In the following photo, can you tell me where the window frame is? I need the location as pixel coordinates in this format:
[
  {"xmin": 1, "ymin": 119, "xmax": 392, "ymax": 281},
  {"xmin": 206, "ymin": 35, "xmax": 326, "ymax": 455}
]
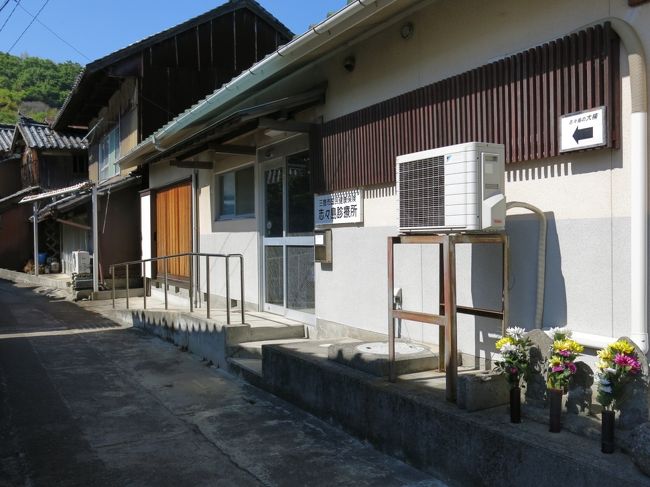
[
  {"xmin": 98, "ymin": 124, "xmax": 120, "ymax": 181},
  {"xmin": 215, "ymin": 164, "xmax": 256, "ymax": 221}
]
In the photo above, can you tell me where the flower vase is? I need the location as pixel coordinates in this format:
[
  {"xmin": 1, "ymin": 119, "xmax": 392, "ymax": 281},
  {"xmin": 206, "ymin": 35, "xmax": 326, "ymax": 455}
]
[
  {"xmin": 548, "ymin": 388, "xmax": 563, "ymax": 433},
  {"xmin": 601, "ymin": 410, "xmax": 615, "ymax": 453},
  {"xmin": 510, "ymin": 386, "xmax": 521, "ymax": 423}
]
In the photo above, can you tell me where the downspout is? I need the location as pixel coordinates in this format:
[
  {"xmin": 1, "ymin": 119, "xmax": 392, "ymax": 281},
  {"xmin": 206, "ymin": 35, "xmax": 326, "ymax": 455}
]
[
  {"xmin": 92, "ymin": 185, "xmax": 99, "ymax": 293},
  {"xmin": 506, "ymin": 202, "xmax": 547, "ymax": 329},
  {"xmin": 32, "ymin": 202, "xmax": 39, "ymax": 276},
  {"xmin": 192, "ymin": 169, "xmax": 199, "ymax": 308},
  {"xmin": 610, "ymin": 19, "xmax": 648, "ymax": 354}
]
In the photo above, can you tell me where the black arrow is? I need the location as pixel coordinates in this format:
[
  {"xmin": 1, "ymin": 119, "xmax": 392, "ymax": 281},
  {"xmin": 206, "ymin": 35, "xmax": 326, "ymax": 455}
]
[{"xmin": 573, "ymin": 126, "xmax": 593, "ymax": 143}]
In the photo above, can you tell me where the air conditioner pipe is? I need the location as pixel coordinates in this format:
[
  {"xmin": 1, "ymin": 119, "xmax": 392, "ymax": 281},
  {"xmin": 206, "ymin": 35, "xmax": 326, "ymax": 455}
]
[{"xmin": 506, "ymin": 202, "xmax": 547, "ymax": 329}]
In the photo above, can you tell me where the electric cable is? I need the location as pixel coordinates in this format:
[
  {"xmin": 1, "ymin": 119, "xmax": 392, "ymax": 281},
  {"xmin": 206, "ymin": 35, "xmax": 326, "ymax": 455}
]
[
  {"xmin": 7, "ymin": 0, "xmax": 50, "ymax": 54},
  {"xmin": 0, "ymin": 0, "xmax": 20, "ymax": 35}
]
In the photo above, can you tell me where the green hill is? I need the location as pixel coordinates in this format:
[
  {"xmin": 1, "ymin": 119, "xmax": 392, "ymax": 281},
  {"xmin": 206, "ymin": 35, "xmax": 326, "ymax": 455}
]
[{"xmin": 0, "ymin": 52, "xmax": 82, "ymax": 125}]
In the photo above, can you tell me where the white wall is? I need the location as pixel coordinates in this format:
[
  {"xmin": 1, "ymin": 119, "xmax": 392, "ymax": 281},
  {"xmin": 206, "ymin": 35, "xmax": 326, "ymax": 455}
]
[{"xmin": 310, "ymin": 0, "xmax": 649, "ymax": 357}]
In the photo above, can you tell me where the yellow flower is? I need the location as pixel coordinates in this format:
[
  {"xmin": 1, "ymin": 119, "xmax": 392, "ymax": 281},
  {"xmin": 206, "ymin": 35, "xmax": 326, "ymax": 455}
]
[
  {"xmin": 550, "ymin": 356, "xmax": 563, "ymax": 367},
  {"xmin": 595, "ymin": 360, "xmax": 608, "ymax": 370},
  {"xmin": 597, "ymin": 348, "xmax": 613, "ymax": 361},
  {"xmin": 495, "ymin": 336, "xmax": 514, "ymax": 350},
  {"xmin": 610, "ymin": 340, "xmax": 634, "ymax": 355}
]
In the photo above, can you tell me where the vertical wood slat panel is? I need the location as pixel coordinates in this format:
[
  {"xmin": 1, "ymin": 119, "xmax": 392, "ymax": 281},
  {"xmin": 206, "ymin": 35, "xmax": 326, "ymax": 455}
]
[{"xmin": 316, "ymin": 23, "xmax": 619, "ymax": 192}]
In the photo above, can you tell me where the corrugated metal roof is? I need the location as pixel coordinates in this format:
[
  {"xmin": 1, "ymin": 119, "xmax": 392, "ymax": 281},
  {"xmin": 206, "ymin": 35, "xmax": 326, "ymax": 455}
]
[
  {"xmin": 0, "ymin": 124, "xmax": 14, "ymax": 153},
  {"xmin": 16, "ymin": 118, "xmax": 87, "ymax": 151}
]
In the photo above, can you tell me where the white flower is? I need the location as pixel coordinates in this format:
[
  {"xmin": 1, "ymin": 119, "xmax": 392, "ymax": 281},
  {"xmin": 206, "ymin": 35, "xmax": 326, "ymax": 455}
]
[
  {"xmin": 546, "ymin": 326, "xmax": 572, "ymax": 338},
  {"xmin": 506, "ymin": 326, "xmax": 526, "ymax": 339},
  {"xmin": 599, "ymin": 385, "xmax": 613, "ymax": 394},
  {"xmin": 599, "ymin": 377, "xmax": 611, "ymax": 386},
  {"xmin": 500, "ymin": 343, "xmax": 517, "ymax": 354},
  {"xmin": 605, "ymin": 368, "xmax": 616, "ymax": 374}
]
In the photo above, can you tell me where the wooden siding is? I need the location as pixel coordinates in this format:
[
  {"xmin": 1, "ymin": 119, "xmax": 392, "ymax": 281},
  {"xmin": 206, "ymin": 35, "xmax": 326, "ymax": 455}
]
[
  {"xmin": 312, "ymin": 23, "xmax": 620, "ymax": 193},
  {"xmin": 155, "ymin": 180, "xmax": 192, "ymax": 279},
  {"xmin": 140, "ymin": 9, "xmax": 289, "ymax": 139}
]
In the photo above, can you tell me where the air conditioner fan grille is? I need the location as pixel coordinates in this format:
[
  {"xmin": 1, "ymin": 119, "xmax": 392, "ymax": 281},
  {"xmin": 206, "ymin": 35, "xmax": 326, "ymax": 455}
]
[{"xmin": 399, "ymin": 156, "xmax": 445, "ymax": 228}]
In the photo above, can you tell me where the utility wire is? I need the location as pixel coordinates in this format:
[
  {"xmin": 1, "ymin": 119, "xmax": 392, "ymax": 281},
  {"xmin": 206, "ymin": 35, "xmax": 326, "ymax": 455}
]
[
  {"xmin": 7, "ymin": 0, "xmax": 49, "ymax": 54},
  {"xmin": 0, "ymin": 0, "xmax": 20, "ymax": 35},
  {"xmin": 14, "ymin": 0, "xmax": 89, "ymax": 61},
  {"xmin": 0, "ymin": 1, "xmax": 11, "ymax": 14}
]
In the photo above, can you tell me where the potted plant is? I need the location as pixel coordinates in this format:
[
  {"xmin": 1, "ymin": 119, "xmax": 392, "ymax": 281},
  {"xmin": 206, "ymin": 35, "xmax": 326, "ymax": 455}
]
[
  {"xmin": 595, "ymin": 340, "xmax": 642, "ymax": 453},
  {"xmin": 545, "ymin": 327, "xmax": 583, "ymax": 432},
  {"xmin": 494, "ymin": 326, "xmax": 531, "ymax": 423}
]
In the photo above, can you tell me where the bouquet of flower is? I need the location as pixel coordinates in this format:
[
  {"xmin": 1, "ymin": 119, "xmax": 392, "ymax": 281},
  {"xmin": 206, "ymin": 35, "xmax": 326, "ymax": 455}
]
[
  {"xmin": 596, "ymin": 340, "xmax": 642, "ymax": 411},
  {"xmin": 494, "ymin": 326, "xmax": 532, "ymax": 388},
  {"xmin": 546, "ymin": 327, "xmax": 584, "ymax": 390}
]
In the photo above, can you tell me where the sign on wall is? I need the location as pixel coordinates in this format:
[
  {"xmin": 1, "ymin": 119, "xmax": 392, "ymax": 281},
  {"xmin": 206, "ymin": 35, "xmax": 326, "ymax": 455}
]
[
  {"xmin": 559, "ymin": 106, "xmax": 607, "ymax": 153},
  {"xmin": 314, "ymin": 189, "xmax": 363, "ymax": 226}
]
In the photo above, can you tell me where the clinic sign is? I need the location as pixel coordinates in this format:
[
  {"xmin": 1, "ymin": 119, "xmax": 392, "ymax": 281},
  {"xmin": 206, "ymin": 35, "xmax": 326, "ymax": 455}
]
[
  {"xmin": 559, "ymin": 106, "xmax": 607, "ymax": 153},
  {"xmin": 314, "ymin": 189, "xmax": 363, "ymax": 226}
]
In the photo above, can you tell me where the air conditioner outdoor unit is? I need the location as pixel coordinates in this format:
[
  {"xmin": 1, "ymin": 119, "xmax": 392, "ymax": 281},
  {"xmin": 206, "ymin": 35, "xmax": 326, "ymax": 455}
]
[
  {"xmin": 71, "ymin": 250, "xmax": 91, "ymax": 275},
  {"xmin": 396, "ymin": 142, "xmax": 506, "ymax": 233}
]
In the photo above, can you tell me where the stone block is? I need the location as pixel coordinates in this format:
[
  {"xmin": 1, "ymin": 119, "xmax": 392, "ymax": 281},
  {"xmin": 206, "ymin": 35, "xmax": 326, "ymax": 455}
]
[
  {"xmin": 457, "ymin": 371, "xmax": 508, "ymax": 412},
  {"xmin": 524, "ymin": 329, "xmax": 552, "ymax": 406},
  {"xmin": 631, "ymin": 422, "xmax": 650, "ymax": 477},
  {"xmin": 618, "ymin": 337, "xmax": 650, "ymax": 429},
  {"xmin": 567, "ymin": 361, "xmax": 594, "ymax": 415}
]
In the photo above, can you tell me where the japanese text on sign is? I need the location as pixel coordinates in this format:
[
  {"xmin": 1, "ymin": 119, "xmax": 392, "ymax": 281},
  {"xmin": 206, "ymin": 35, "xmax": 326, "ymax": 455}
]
[{"xmin": 314, "ymin": 189, "xmax": 363, "ymax": 226}]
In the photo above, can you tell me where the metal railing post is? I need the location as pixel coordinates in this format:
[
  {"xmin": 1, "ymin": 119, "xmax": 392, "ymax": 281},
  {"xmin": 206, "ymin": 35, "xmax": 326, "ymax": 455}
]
[
  {"xmin": 205, "ymin": 255, "xmax": 210, "ymax": 319},
  {"xmin": 164, "ymin": 258, "xmax": 168, "ymax": 310},
  {"xmin": 125, "ymin": 264, "xmax": 130, "ymax": 310},
  {"xmin": 142, "ymin": 261, "xmax": 146, "ymax": 310},
  {"xmin": 189, "ymin": 255, "xmax": 194, "ymax": 313},
  {"xmin": 239, "ymin": 255, "xmax": 245, "ymax": 324},
  {"xmin": 225, "ymin": 256, "xmax": 231, "ymax": 325},
  {"xmin": 111, "ymin": 265, "xmax": 115, "ymax": 308}
]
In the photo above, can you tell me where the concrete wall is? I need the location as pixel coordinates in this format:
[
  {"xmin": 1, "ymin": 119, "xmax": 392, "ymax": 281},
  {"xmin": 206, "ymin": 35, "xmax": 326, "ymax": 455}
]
[{"xmin": 309, "ymin": 0, "xmax": 649, "ymax": 358}]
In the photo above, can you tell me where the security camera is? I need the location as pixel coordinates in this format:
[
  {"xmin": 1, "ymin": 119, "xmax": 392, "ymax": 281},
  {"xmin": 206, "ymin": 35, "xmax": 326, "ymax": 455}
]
[{"xmin": 343, "ymin": 55, "xmax": 356, "ymax": 72}]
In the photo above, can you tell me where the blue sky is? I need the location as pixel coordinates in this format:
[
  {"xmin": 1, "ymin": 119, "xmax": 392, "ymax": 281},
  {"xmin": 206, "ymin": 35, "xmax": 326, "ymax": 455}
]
[{"xmin": 0, "ymin": 0, "xmax": 347, "ymax": 64}]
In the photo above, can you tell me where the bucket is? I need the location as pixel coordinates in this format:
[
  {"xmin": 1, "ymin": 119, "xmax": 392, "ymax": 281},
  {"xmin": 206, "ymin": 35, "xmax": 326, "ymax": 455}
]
[{"xmin": 38, "ymin": 252, "xmax": 47, "ymax": 265}]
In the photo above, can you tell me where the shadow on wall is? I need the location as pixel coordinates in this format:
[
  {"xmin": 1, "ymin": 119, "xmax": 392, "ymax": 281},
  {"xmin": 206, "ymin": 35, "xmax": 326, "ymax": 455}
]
[{"xmin": 469, "ymin": 212, "xmax": 567, "ymax": 362}]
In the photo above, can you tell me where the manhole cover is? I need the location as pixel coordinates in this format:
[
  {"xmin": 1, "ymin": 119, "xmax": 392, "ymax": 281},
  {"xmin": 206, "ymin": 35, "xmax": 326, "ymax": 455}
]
[{"xmin": 356, "ymin": 342, "xmax": 428, "ymax": 355}]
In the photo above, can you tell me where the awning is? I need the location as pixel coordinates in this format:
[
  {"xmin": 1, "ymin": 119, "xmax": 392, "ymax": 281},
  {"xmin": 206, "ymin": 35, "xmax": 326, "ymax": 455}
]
[
  {"xmin": 0, "ymin": 186, "xmax": 40, "ymax": 213},
  {"xmin": 19, "ymin": 181, "xmax": 93, "ymax": 204}
]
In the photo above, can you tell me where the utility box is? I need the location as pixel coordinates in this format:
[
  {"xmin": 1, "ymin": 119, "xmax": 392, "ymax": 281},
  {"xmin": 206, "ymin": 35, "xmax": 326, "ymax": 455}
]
[
  {"xmin": 314, "ymin": 229, "xmax": 332, "ymax": 264},
  {"xmin": 396, "ymin": 142, "xmax": 506, "ymax": 233},
  {"xmin": 71, "ymin": 250, "xmax": 91, "ymax": 275}
]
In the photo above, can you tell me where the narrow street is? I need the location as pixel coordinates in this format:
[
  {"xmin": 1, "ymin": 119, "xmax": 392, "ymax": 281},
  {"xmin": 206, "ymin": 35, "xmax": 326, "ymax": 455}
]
[{"xmin": 0, "ymin": 279, "xmax": 444, "ymax": 487}]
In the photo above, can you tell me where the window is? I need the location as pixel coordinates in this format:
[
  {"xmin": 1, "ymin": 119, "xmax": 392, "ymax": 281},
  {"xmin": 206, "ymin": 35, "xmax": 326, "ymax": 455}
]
[
  {"xmin": 98, "ymin": 125, "xmax": 120, "ymax": 181},
  {"xmin": 217, "ymin": 166, "xmax": 255, "ymax": 219}
]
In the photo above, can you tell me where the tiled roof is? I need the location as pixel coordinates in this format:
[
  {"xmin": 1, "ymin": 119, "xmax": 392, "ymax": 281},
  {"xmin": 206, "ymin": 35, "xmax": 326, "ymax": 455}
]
[
  {"xmin": 16, "ymin": 117, "xmax": 87, "ymax": 151},
  {"xmin": 0, "ymin": 124, "xmax": 14, "ymax": 153}
]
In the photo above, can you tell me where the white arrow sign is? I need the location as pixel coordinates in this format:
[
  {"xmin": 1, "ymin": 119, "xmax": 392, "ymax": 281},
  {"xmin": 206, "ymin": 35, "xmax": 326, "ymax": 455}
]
[{"xmin": 559, "ymin": 106, "xmax": 607, "ymax": 153}]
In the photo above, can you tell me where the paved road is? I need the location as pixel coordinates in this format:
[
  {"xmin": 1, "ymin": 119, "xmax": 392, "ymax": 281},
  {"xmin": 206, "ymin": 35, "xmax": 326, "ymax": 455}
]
[{"xmin": 0, "ymin": 280, "xmax": 445, "ymax": 487}]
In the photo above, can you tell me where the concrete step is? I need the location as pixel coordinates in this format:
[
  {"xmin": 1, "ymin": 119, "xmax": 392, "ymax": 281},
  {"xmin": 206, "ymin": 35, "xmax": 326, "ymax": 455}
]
[
  {"xmin": 227, "ymin": 357, "xmax": 264, "ymax": 388},
  {"xmin": 92, "ymin": 288, "xmax": 144, "ymax": 300},
  {"xmin": 230, "ymin": 338, "xmax": 312, "ymax": 359},
  {"xmin": 227, "ymin": 323, "xmax": 306, "ymax": 344}
]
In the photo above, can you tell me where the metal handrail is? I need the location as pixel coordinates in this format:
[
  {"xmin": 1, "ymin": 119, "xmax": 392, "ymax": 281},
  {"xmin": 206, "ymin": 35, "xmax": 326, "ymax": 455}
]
[{"xmin": 109, "ymin": 252, "xmax": 245, "ymax": 324}]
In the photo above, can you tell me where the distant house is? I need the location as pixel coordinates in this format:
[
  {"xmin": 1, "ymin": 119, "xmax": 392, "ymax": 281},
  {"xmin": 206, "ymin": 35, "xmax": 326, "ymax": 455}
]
[
  {"xmin": 51, "ymin": 0, "xmax": 292, "ymax": 287},
  {"xmin": 0, "ymin": 116, "xmax": 87, "ymax": 272}
]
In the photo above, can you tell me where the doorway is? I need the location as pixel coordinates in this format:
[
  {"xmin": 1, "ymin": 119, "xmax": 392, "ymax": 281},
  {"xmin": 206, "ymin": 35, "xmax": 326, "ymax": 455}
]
[{"xmin": 261, "ymin": 150, "xmax": 315, "ymax": 324}]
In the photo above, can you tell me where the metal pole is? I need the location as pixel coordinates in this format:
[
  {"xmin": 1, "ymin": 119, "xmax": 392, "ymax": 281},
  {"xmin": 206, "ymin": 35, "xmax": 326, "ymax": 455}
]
[
  {"xmin": 387, "ymin": 237, "xmax": 396, "ymax": 382},
  {"xmin": 164, "ymin": 258, "xmax": 168, "ymax": 310},
  {"xmin": 225, "ymin": 256, "xmax": 231, "ymax": 325},
  {"xmin": 205, "ymin": 255, "xmax": 210, "ymax": 319},
  {"xmin": 438, "ymin": 245, "xmax": 445, "ymax": 372},
  {"xmin": 32, "ymin": 202, "xmax": 39, "ymax": 276},
  {"xmin": 111, "ymin": 265, "xmax": 115, "ymax": 308},
  {"xmin": 239, "ymin": 255, "xmax": 245, "ymax": 324},
  {"xmin": 189, "ymin": 254, "xmax": 194, "ymax": 313},
  {"xmin": 125, "ymin": 264, "xmax": 130, "ymax": 309},
  {"xmin": 91, "ymin": 186, "xmax": 99, "ymax": 293},
  {"xmin": 142, "ymin": 261, "xmax": 146, "ymax": 310},
  {"xmin": 502, "ymin": 235, "xmax": 510, "ymax": 336}
]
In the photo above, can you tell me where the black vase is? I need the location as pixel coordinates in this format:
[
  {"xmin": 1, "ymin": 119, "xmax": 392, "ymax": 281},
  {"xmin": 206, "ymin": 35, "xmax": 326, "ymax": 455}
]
[
  {"xmin": 601, "ymin": 410, "xmax": 615, "ymax": 453},
  {"xmin": 510, "ymin": 386, "xmax": 521, "ymax": 423},
  {"xmin": 548, "ymin": 388, "xmax": 563, "ymax": 433}
]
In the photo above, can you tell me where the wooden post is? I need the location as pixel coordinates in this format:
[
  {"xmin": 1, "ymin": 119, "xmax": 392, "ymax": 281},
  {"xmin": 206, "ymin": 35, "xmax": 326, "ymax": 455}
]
[{"xmin": 438, "ymin": 244, "xmax": 445, "ymax": 372}]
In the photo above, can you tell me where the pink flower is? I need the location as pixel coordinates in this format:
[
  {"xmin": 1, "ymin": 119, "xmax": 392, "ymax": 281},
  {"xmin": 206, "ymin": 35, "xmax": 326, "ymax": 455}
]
[
  {"xmin": 567, "ymin": 362, "xmax": 577, "ymax": 374},
  {"xmin": 614, "ymin": 353, "xmax": 641, "ymax": 373},
  {"xmin": 558, "ymin": 350, "xmax": 571, "ymax": 357},
  {"xmin": 552, "ymin": 365, "xmax": 565, "ymax": 373},
  {"xmin": 509, "ymin": 367, "xmax": 518, "ymax": 375}
]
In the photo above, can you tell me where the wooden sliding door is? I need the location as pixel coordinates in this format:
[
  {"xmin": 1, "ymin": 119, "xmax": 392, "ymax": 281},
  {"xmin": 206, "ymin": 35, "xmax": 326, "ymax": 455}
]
[{"xmin": 155, "ymin": 180, "xmax": 191, "ymax": 280}]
